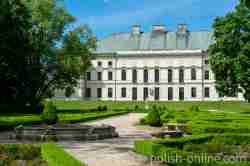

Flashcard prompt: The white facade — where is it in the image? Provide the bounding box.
[57,24,244,101]
[78,50,243,101]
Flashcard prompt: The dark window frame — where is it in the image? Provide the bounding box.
[108,88,113,98]
[205,87,210,98]
[132,69,137,83]
[168,69,173,83]
[97,88,102,98]
[121,69,126,81]
[86,88,91,98]
[143,87,148,101]
[121,87,126,98]
[155,69,160,83]
[179,68,184,83]
[205,70,210,80]
[108,71,113,81]
[97,72,102,81]
[97,61,102,67]
[168,87,173,100]
[86,72,91,81]
[191,68,196,80]
[132,87,137,100]
[143,69,148,83]
[191,87,197,98]
[155,87,160,100]
[108,61,112,67]
[179,87,184,100]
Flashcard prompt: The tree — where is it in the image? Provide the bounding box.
[208,0,250,102]
[60,25,97,98]
[0,0,96,112]
[0,0,36,111]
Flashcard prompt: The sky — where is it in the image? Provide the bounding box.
[64,0,238,39]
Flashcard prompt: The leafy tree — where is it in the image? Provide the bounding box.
[209,0,250,102]
[0,0,36,111]
[65,86,75,98]
[0,0,96,112]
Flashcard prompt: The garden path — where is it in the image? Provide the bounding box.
[61,113,164,166]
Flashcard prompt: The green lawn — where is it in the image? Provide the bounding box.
[53,100,250,112]
[0,101,249,131]
[0,143,85,166]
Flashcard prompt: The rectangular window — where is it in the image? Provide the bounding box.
[205,87,210,98]
[86,88,91,98]
[191,68,196,80]
[191,87,197,98]
[108,71,113,81]
[168,87,173,100]
[143,87,148,101]
[179,69,184,83]
[97,88,102,98]
[132,69,137,83]
[108,88,113,98]
[155,87,160,100]
[205,70,210,80]
[155,69,159,83]
[121,87,126,98]
[143,69,148,83]
[132,87,137,100]
[108,61,112,67]
[121,70,126,81]
[97,72,102,81]
[86,72,91,81]
[179,87,184,101]
[205,59,209,65]
[168,69,173,83]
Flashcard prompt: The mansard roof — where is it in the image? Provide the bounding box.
[96,28,213,54]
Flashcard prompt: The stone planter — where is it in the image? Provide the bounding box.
[13,124,119,141]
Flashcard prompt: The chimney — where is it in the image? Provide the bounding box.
[178,24,188,33]
[132,25,141,35]
[152,25,166,32]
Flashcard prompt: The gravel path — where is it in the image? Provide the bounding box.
[61,113,163,166]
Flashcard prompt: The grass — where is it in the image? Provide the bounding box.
[0,143,85,166]
[0,101,249,131]
[135,134,250,166]
[41,143,84,166]
[53,100,250,112]
[134,101,250,165]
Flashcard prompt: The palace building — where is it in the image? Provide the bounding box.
[58,24,244,101]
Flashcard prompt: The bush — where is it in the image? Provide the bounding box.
[189,105,200,112]
[145,108,162,127]
[102,105,108,111]
[41,102,58,125]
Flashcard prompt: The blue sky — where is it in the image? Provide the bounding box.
[64,0,238,39]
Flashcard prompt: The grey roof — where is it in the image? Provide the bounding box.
[96,30,213,54]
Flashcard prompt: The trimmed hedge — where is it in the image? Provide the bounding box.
[41,143,84,166]
[134,134,250,166]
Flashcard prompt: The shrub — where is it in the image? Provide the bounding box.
[102,105,108,111]
[146,108,162,127]
[189,105,200,112]
[41,102,58,125]
[134,105,139,112]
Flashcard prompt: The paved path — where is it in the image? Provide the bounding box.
[61,113,164,166]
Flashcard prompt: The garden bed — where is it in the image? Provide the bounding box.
[0,143,84,166]
[135,134,250,166]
